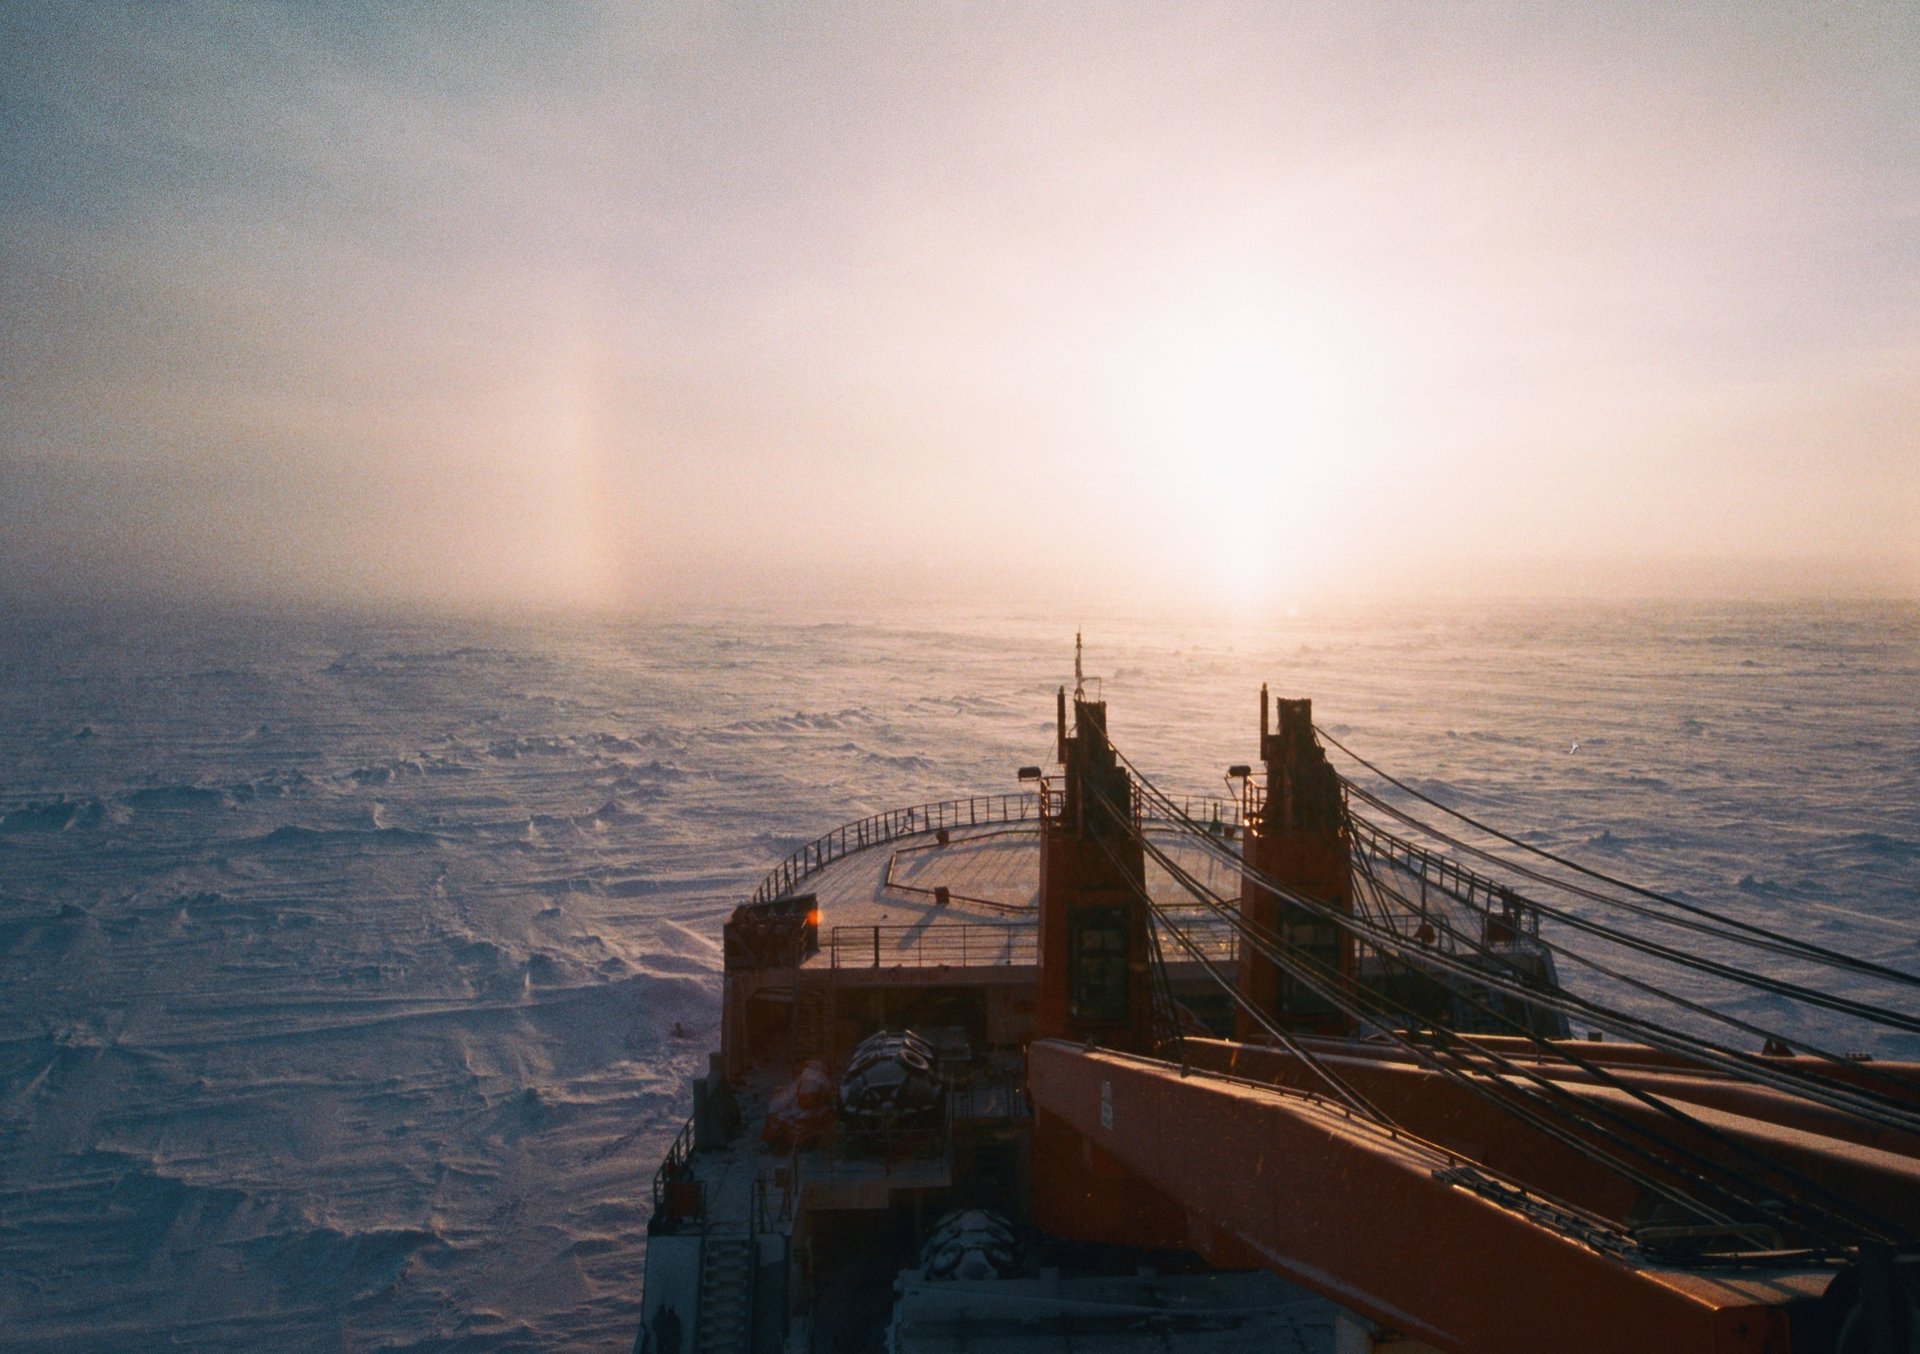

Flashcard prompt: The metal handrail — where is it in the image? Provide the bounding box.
[748,791,1248,908]
[750,793,1042,906]
[1349,815,1543,944]
[807,1092,956,1179]
[650,1113,698,1215]
[749,790,1537,968]
[828,921,1038,970]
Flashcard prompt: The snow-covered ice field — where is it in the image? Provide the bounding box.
[1,600,1915,1350]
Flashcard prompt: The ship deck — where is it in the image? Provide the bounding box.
[784,818,1510,974]
[794,822,1249,971]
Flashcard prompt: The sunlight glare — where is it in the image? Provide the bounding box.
[1131,324,1343,609]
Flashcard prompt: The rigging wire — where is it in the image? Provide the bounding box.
[1342,782,1920,1037]
[1341,793,1920,1119]
[1112,744,1920,1140]
[1144,886,1388,1121]
[1066,804,1392,1126]
[1115,789,1906,1248]
[1084,771,1888,1243]
[1345,805,1915,1079]
[1341,844,1914,1246]
[1344,781,1920,1123]
[1006,671,1920,1262]
[1140,886,1191,1073]
[1111,810,1772,1239]
[1316,724,1920,995]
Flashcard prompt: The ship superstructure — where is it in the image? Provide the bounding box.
[637,666,1920,1353]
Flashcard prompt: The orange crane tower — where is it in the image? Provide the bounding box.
[1235,688,1355,1039]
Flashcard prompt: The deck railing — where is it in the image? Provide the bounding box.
[828,921,1038,970]
[748,791,1248,908]
[648,1113,700,1231]
[1349,815,1543,945]
[747,790,1550,964]
[750,793,1042,906]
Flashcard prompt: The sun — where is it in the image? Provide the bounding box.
[1125,327,1342,610]
[1160,340,1308,484]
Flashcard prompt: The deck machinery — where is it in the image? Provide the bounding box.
[638,681,1920,1354]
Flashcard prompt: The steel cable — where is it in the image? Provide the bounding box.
[1317,724,1920,994]
[1135,799,1904,1248]
[1075,777,1872,1244]
[1347,807,1912,1081]
[1342,781,1920,1036]
[1113,744,1920,1140]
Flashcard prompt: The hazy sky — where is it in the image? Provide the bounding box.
[3,2,1915,614]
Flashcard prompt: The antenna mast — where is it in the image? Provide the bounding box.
[1073,632,1084,701]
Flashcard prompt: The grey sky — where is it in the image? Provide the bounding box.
[2,2,1915,613]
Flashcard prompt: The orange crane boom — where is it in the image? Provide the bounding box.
[1029,1038,1844,1354]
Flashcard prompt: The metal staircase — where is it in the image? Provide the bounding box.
[695,1230,754,1354]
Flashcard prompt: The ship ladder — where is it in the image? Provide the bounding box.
[695,1228,754,1354]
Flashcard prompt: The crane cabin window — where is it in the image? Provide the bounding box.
[1066,905,1130,1025]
